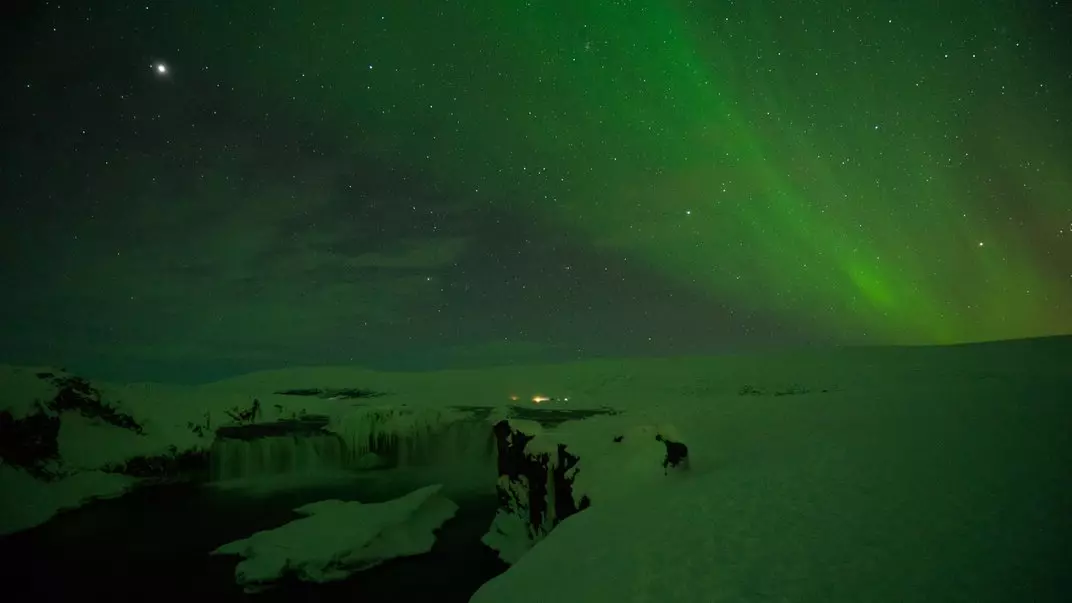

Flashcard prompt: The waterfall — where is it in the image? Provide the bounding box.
[209,434,346,481]
[209,409,499,496]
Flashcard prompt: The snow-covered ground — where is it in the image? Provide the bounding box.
[0,464,136,535]
[472,338,1072,602]
[2,336,1070,600]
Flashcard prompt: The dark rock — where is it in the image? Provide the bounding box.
[1,373,145,479]
[274,388,323,397]
[449,406,497,421]
[103,446,210,482]
[186,411,212,437]
[492,420,547,533]
[487,420,689,562]
[505,405,618,427]
[490,420,589,544]
[215,416,332,440]
[0,407,61,479]
[224,398,261,424]
[44,374,144,434]
[552,443,590,519]
[273,388,388,400]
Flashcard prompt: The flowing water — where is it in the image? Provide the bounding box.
[0,426,509,602]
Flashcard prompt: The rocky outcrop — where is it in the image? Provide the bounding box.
[483,417,689,564]
[491,420,590,543]
[0,406,61,479]
[0,370,218,484]
[0,371,144,479]
[103,446,211,481]
[273,387,388,400]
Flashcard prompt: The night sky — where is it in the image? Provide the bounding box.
[2,1,1070,382]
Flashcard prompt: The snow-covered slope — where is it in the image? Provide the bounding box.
[472,337,1072,602]
[0,464,136,535]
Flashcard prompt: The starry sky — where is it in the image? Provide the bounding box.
[2,1,1069,383]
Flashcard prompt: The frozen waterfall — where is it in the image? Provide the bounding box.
[209,434,347,481]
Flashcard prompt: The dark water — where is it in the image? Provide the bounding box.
[0,473,508,602]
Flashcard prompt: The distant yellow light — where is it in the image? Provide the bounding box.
[509,395,520,401]
[532,395,550,404]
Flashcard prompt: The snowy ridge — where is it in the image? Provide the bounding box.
[0,365,70,420]
[517,416,688,509]
[559,418,688,505]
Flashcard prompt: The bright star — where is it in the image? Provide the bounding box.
[152,62,169,76]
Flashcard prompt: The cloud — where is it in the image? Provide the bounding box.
[345,237,467,269]
[11,166,475,365]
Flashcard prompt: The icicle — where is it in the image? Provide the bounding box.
[209,434,347,481]
[327,406,497,471]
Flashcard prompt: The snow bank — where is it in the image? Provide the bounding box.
[211,484,459,592]
[552,416,688,504]
[0,465,136,535]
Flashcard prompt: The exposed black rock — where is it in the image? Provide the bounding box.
[186,411,212,437]
[102,445,210,482]
[449,406,497,421]
[46,375,143,434]
[552,443,590,519]
[273,388,388,400]
[1,373,145,479]
[274,388,322,397]
[491,420,588,541]
[214,415,332,440]
[0,406,61,479]
[224,398,261,424]
[740,384,829,397]
[505,405,618,428]
[492,420,545,533]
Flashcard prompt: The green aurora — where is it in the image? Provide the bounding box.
[183,0,1070,345]
[2,1,1070,381]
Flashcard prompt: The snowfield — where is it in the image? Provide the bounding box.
[1,336,1069,601]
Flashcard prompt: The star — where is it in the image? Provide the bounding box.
[151,62,169,76]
